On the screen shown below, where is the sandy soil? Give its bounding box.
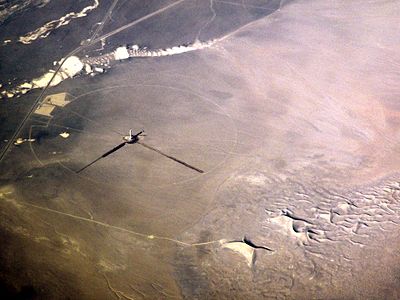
[1,0,400,299]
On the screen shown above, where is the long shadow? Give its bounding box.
[76,130,204,174]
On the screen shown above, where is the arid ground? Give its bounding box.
[1,0,400,299]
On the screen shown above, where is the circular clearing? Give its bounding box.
[30,84,237,191]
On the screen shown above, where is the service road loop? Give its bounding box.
[29,83,238,189]
[0,0,188,163]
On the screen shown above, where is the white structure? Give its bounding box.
[114,46,130,60]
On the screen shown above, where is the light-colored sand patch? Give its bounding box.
[246,174,267,185]
[34,236,51,243]
[128,40,215,58]
[0,40,215,99]
[5,56,91,97]
[269,215,309,243]
[31,56,83,89]
[59,132,70,138]
[60,236,87,257]
[13,226,30,237]
[221,240,255,267]
[84,63,92,74]
[31,70,66,88]
[337,202,351,212]
[18,0,99,44]
[0,187,22,209]
[13,137,35,145]
[235,173,269,186]
[98,259,126,272]
[20,82,33,89]
[318,212,331,222]
[93,67,104,73]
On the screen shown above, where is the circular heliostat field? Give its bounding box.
[30,84,237,191]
